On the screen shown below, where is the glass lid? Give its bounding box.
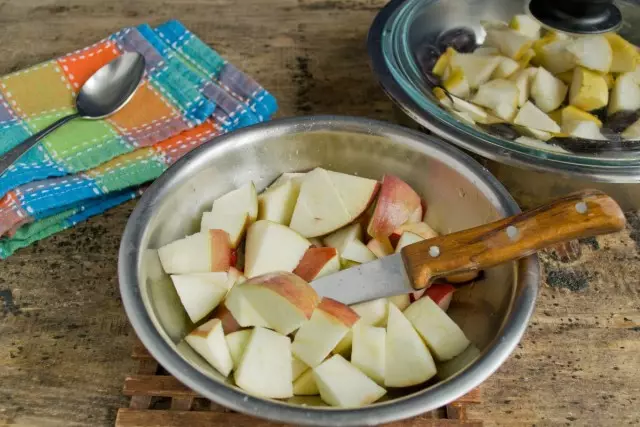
[369,0,640,182]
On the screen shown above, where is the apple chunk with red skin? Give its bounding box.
[425,283,456,311]
[293,247,340,281]
[366,237,393,258]
[235,271,320,335]
[170,272,232,323]
[367,175,421,238]
[158,229,231,274]
[292,298,360,367]
[184,319,233,377]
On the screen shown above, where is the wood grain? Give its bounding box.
[403,190,626,288]
[0,1,638,427]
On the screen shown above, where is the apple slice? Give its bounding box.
[567,36,612,73]
[491,57,520,79]
[425,283,456,311]
[513,101,561,133]
[605,33,639,73]
[449,95,501,124]
[509,14,540,39]
[367,175,421,238]
[564,121,607,140]
[535,39,575,74]
[293,369,319,395]
[485,28,534,60]
[293,247,340,281]
[443,67,471,98]
[395,231,424,252]
[238,272,320,335]
[449,52,501,88]
[569,67,609,112]
[170,272,231,323]
[530,67,567,113]
[289,168,378,238]
[433,86,454,109]
[472,79,519,121]
[223,285,270,329]
[201,213,249,249]
[384,303,437,387]
[158,230,231,274]
[437,344,482,380]
[351,324,386,384]
[209,182,259,223]
[324,223,376,264]
[404,297,470,361]
[271,172,306,190]
[292,357,310,381]
[257,179,300,225]
[313,355,386,407]
[225,329,252,370]
[622,117,640,140]
[292,298,359,367]
[234,327,293,398]
[560,105,603,131]
[432,47,455,77]
[387,294,411,311]
[244,220,310,278]
[185,319,233,377]
[332,298,389,357]
[366,237,394,258]
[509,67,537,107]
[608,72,640,116]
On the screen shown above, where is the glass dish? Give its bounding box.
[368,0,640,182]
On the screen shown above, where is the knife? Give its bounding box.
[310,189,625,305]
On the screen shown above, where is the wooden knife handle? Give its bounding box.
[401,189,625,289]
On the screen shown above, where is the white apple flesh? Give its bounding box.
[185,319,233,377]
[351,324,386,385]
[170,272,231,323]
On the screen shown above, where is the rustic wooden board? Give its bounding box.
[0,0,639,426]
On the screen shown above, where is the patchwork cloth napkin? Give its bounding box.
[0,20,277,258]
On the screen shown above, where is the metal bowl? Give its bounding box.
[119,116,539,426]
[368,0,640,182]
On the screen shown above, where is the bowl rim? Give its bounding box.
[367,0,640,183]
[118,115,539,426]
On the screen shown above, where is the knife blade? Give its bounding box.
[311,253,414,305]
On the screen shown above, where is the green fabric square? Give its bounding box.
[24,115,132,172]
[93,154,166,193]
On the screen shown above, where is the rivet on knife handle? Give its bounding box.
[400,189,626,289]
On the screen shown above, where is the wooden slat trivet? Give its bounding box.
[116,340,483,426]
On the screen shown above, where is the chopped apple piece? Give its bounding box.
[201,213,249,249]
[244,220,310,278]
[292,298,359,367]
[404,297,470,361]
[313,355,386,407]
[472,79,519,120]
[395,231,424,252]
[234,327,293,398]
[333,298,389,357]
[450,95,501,123]
[185,319,233,377]
[433,86,453,109]
[535,39,575,74]
[510,67,537,107]
[238,272,320,335]
[387,294,411,311]
[622,118,640,140]
[324,223,375,263]
[606,33,639,73]
[608,72,640,116]
[293,247,340,281]
[530,67,567,112]
[567,36,612,73]
[509,14,541,39]
[518,49,536,69]
[292,357,310,381]
[211,304,243,334]
[564,121,607,140]
[437,344,482,380]
[384,304,437,387]
[351,324,386,384]
[224,286,270,328]
[560,105,603,131]
[158,230,231,274]
[474,46,500,56]
[366,237,394,258]
[171,272,231,323]
[225,329,251,370]
[425,283,456,311]
[449,52,501,88]
[257,179,300,225]
[513,101,561,133]
[209,182,259,223]
[569,67,609,112]
[289,168,378,238]
[408,205,423,223]
[485,28,534,60]
[367,175,421,238]
[443,66,471,98]
[293,369,319,395]
[432,47,455,77]
[492,57,520,79]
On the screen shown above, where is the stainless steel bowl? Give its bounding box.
[119,116,539,426]
[368,0,640,182]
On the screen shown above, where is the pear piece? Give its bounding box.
[567,36,612,73]
[449,52,501,88]
[605,33,639,73]
[513,101,561,133]
[569,67,609,112]
[530,67,567,112]
[608,72,640,116]
[472,79,519,121]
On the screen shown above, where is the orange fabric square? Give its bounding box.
[0,62,74,117]
[108,82,178,133]
[57,40,122,90]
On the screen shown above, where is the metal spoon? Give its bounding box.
[0,52,146,176]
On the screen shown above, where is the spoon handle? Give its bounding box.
[401,189,626,288]
[0,112,80,176]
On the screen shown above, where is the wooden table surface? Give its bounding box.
[0,1,639,426]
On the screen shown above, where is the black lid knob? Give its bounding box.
[528,0,622,34]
